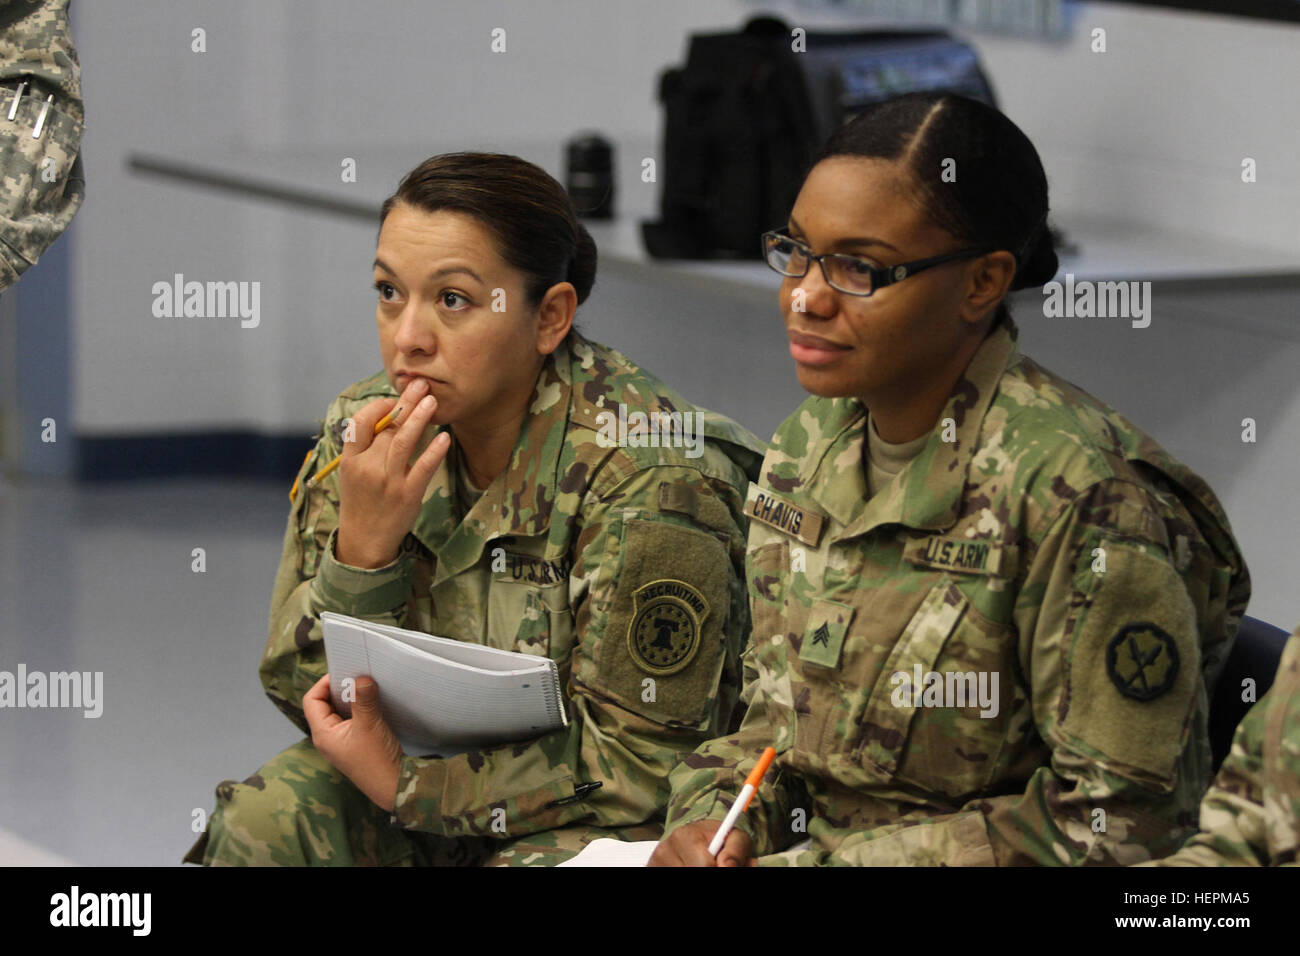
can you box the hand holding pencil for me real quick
[324,376,450,570]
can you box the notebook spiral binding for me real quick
[545,659,570,728]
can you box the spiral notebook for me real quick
[320,611,568,756]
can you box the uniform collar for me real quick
[411,337,573,582]
[806,316,1020,541]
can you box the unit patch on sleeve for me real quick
[1106,623,1180,702]
[626,579,709,676]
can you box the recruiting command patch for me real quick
[627,579,709,675]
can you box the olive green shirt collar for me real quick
[411,337,573,582]
[808,317,1020,540]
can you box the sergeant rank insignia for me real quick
[627,579,709,676]
[1106,623,1180,701]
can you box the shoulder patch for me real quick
[1106,623,1180,701]
[744,484,825,547]
[1056,537,1200,788]
[626,579,708,675]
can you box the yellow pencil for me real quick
[288,406,403,502]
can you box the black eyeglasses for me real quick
[761,230,992,297]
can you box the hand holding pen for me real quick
[647,746,777,867]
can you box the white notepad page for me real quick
[321,611,568,756]
[555,839,658,867]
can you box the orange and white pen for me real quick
[708,746,776,857]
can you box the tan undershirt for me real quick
[864,411,931,497]
[452,442,487,517]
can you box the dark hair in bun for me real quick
[1014,221,1058,290]
[381,152,597,309]
[812,92,1056,320]
[567,223,598,305]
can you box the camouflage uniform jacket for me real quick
[1154,627,1299,866]
[664,315,1250,865]
[261,332,764,843]
[0,0,84,289]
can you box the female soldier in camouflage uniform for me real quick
[652,93,1250,866]
[185,152,763,866]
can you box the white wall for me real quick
[66,0,1300,433]
[61,0,1300,626]
[69,0,768,434]
[980,3,1300,251]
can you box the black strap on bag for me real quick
[643,17,996,260]
[644,17,814,259]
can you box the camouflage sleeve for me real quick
[661,583,808,853]
[259,405,417,734]
[390,464,751,841]
[0,0,84,290]
[816,477,1219,866]
[1151,630,1300,867]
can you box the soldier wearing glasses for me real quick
[651,93,1250,867]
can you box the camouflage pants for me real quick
[183,738,661,866]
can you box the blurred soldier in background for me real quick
[0,0,84,290]
[1149,626,1299,867]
